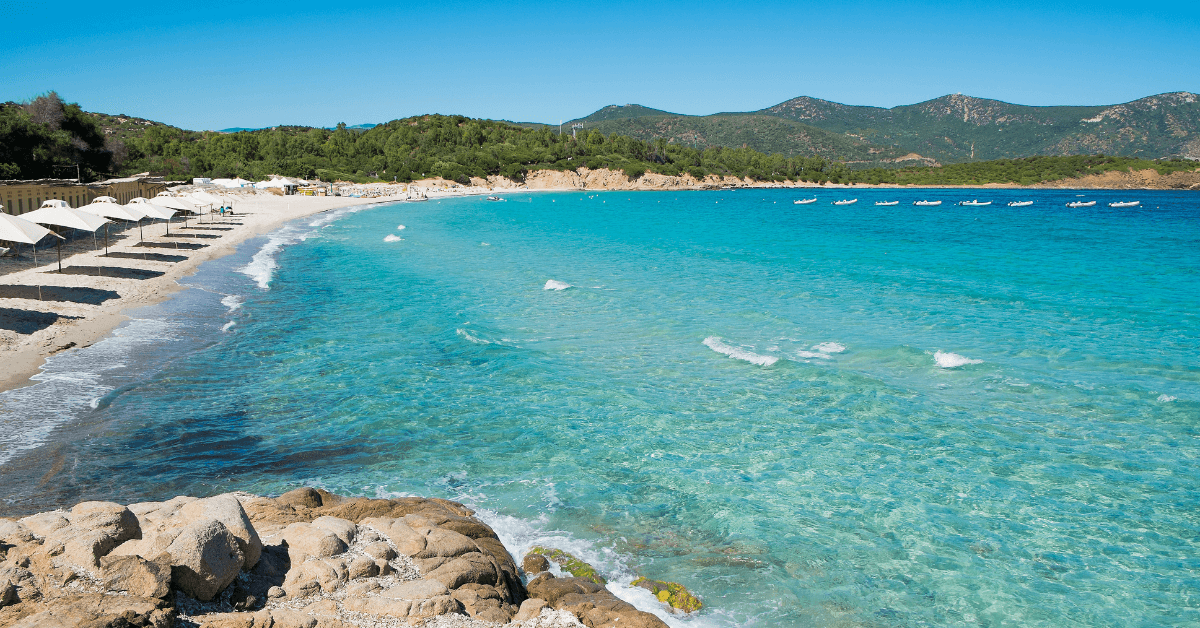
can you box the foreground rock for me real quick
[0,489,687,628]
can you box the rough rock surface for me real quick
[0,489,680,628]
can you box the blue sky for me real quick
[3,0,1197,130]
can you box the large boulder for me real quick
[166,519,245,601]
[279,523,346,563]
[180,495,263,570]
[100,553,172,599]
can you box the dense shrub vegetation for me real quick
[2,95,1195,187]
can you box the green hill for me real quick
[558,92,1200,165]
[565,109,913,165]
[757,92,1200,162]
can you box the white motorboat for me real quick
[1108,201,1140,208]
[1007,201,1034,207]
[1066,201,1097,208]
[833,199,858,205]
[875,201,900,206]
[959,200,992,206]
[914,200,943,206]
[793,198,818,205]
[486,196,506,202]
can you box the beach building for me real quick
[0,174,170,216]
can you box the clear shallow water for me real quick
[2,189,1198,627]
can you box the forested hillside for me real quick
[560,92,1200,165]
[563,105,912,163]
[114,116,844,184]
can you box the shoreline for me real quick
[1,177,1193,395]
[0,186,496,394]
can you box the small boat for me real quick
[1066,201,1096,208]
[875,201,899,206]
[833,199,858,205]
[914,200,942,206]
[793,198,818,205]
[486,196,506,202]
[959,200,992,206]
[1007,200,1034,207]
[1108,201,1140,208]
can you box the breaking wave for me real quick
[703,337,778,366]
[544,280,571,291]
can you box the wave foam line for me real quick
[544,280,571,291]
[934,351,983,368]
[703,337,778,366]
[220,295,243,312]
[384,234,403,242]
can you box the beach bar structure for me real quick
[0,174,171,216]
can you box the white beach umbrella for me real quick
[0,208,64,300]
[22,205,109,232]
[129,197,177,220]
[0,211,60,245]
[20,205,108,272]
[86,201,147,252]
[129,197,180,237]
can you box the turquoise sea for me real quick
[1,189,1198,627]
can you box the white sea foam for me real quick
[396,224,406,230]
[812,342,846,354]
[239,228,304,289]
[221,321,236,332]
[703,336,779,366]
[1157,394,1177,402]
[544,280,571,291]
[220,294,243,312]
[383,234,403,242]
[793,351,832,360]
[934,351,983,368]
[0,317,175,466]
[456,328,493,345]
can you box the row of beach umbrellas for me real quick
[0,191,231,283]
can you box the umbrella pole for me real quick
[33,245,42,301]
[57,240,62,272]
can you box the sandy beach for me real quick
[0,185,497,393]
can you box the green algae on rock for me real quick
[632,577,702,613]
[526,546,606,585]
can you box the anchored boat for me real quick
[875,201,900,206]
[1066,201,1097,208]
[793,198,817,205]
[833,199,858,205]
[914,200,943,206]
[1007,201,1034,207]
[959,200,992,206]
[1108,201,1140,208]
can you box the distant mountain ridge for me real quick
[566,92,1200,165]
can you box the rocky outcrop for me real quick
[0,489,605,628]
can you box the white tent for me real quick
[254,178,295,190]
[92,196,119,203]
[211,178,253,188]
[189,190,225,206]
[38,199,73,210]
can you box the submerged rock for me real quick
[525,546,606,585]
[632,577,702,613]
